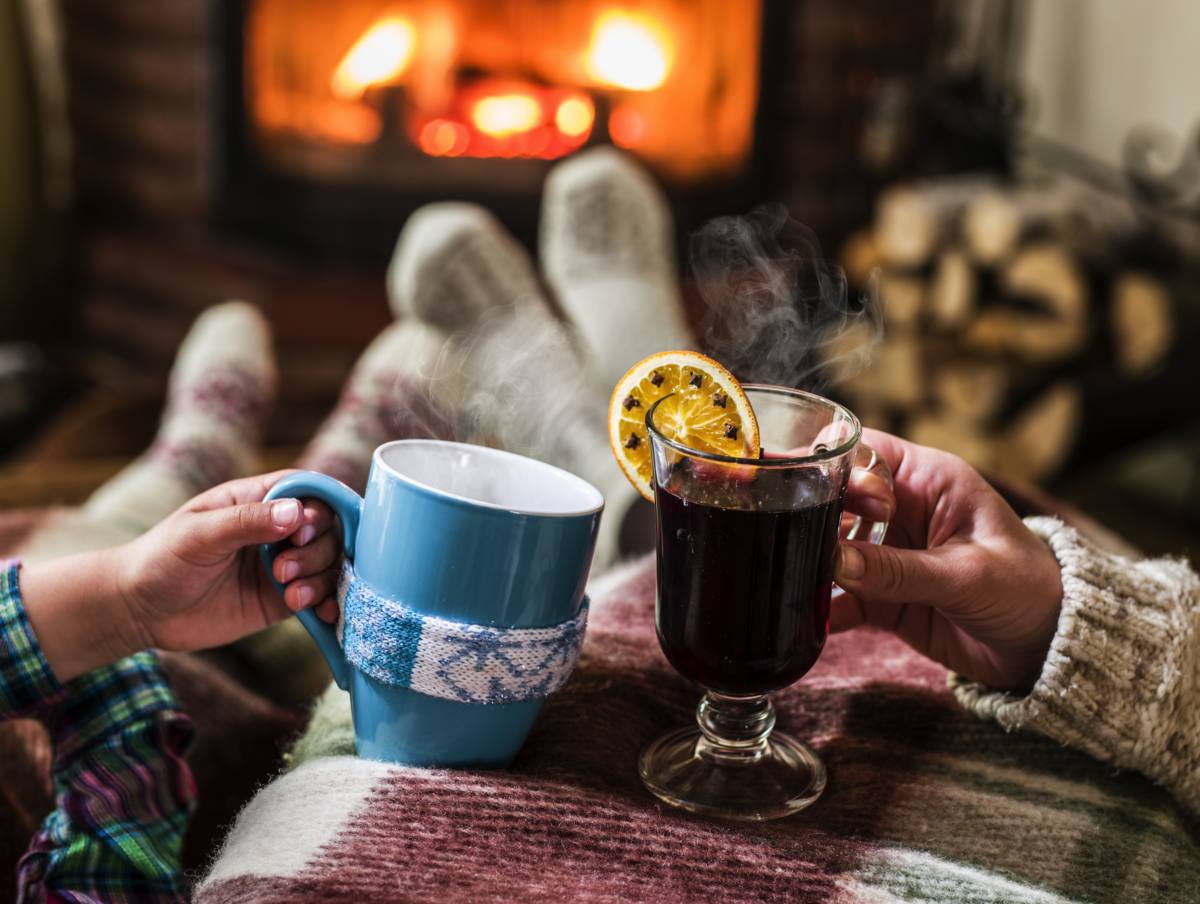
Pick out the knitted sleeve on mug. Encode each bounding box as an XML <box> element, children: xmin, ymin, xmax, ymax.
<box><xmin>951</xmin><ymin>516</ymin><xmax>1200</xmax><ymax>818</ymax></box>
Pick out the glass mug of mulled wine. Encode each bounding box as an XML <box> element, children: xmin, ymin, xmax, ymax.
<box><xmin>640</xmin><ymin>385</ymin><xmax>892</xmax><ymax>820</ymax></box>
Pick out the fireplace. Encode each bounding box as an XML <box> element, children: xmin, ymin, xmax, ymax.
<box><xmin>59</xmin><ymin>0</ymin><xmax>944</xmax><ymax>440</ymax></box>
<box><xmin>218</xmin><ymin>0</ymin><xmax>774</xmax><ymax>260</ymax></box>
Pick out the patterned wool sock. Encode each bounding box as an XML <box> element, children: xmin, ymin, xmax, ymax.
<box><xmin>294</xmin><ymin>320</ymin><xmax>462</xmax><ymax>495</ymax></box>
<box><xmin>20</xmin><ymin>302</ymin><xmax>276</xmax><ymax>563</ymax></box>
<box><xmin>540</xmin><ymin>146</ymin><xmax>695</xmax><ymax>394</ymax></box>
<box><xmin>388</xmin><ymin>203</ymin><xmax>638</xmax><ymax>572</ymax></box>
<box><xmin>387</xmin><ymin>201</ymin><xmax>548</xmax><ymax>331</ymax></box>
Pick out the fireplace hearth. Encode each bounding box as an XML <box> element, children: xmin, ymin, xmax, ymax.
<box><xmin>58</xmin><ymin>0</ymin><xmax>944</xmax><ymax>434</ymax></box>
<box><xmin>218</xmin><ymin>0</ymin><xmax>776</xmax><ymax>261</ymax></box>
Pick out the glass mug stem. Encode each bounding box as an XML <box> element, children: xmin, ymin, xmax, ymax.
<box><xmin>696</xmin><ymin>692</ymin><xmax>775</xmax><ymax>767</ymax></box>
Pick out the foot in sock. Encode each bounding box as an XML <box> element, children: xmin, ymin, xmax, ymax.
<box><xmin>541</xmin><ymin>146</ymin><xmax>695</xmax><ymax>394</ymax></box>
<box><xmin>388</xmin><ymin>201</ymin><xmax>549</xmax><ymax>332</ymax></box>
<box><xmin>294</xmin><ymin>320</ymin><xmax>462</xmax><ymax>495</ymax></box>
<box><xmin>19</xmin><ymin>302</ymin><xmax>276</xmax><ymax>563</ymax></box>
<box><xmin>388</xmin><ymin>202</ymin><xmax>639</xmax><ymax>572</ymax></box>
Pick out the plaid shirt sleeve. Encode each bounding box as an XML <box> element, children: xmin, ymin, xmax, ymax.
<box><xmin>0</xmin><ymin>559</ymin><xmax>197</xmax><ymax>904</ymax></box>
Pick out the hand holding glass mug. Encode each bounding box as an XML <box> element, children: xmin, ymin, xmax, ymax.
<box><xmin>831</xmin><ymin>429</ymin><xmax>1065</xmax><ymax>691</ymax></box>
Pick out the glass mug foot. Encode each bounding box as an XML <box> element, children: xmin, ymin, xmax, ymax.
<box><xmin>638</xmin><ymin>693</ymin><xmax>826</xmax><ymax>821</ymax></box>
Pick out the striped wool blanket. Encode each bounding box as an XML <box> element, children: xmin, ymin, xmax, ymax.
<box><xmin>196</xmin><ymin>554</ymin><xmax>1199</xmax><ymax>904</ymax></box>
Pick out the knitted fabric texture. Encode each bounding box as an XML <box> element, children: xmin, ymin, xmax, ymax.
<box><xmin>337</xmin><ymin>564</ymin><xmax>589</xmax><ymax>705</ymax></box>
<box><xmin>197</xmin><ymin>553</ymin><xmax>1200</xmax><ymax>904</ymax></box>
<box><xmin>952</xmin><ymin>515</ymin><xmax>1200</xmax><ymax>817</ymax></box>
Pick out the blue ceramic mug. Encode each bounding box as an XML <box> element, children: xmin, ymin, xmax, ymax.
<box><xmin>260</xmin><ymin>439</ymin><xmax>603</xmax><ymax>768</ymax></box>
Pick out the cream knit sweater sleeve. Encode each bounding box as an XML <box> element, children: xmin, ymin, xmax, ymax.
<box><xmin>951</xmin><ymin>516</ymin><xmax>1200</xmax><ymax>816</ymax></box>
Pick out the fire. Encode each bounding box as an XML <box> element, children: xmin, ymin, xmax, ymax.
<box><xmin>555</xmin><ymin>97</ymin><xmax>594</xmax><ymax>137</ymax></box>
<box><xmin>419</xmin><ymin>119</ymin><xmax>470</xmax><ymax>156</ymax></box>
<box><xmin>331</xmin><ymin>15</ymin><xmax>417</xmax><ymax>99</ymax></box>
<box><xmin>416</xmin><ymin>82</ymin><xmax>592</xmax><ymax>159</ymax></box>
<box><xmin>250</xmin><ymin>0</ymin><xmax>761</xmax><ymax>179</ymax></box>
<box><xmin>609</xmin><ymin>105</ymin><xmax>646</xmax><ymax>148</ymax></box>
<box><xmin>472</xmin><ymin>94</ymin><xmax>543</xmax><ymax>137</ymax></box>
<box><xmin>585</xmin><ymin>12</ymin><xmax>671</xmax><ymax>91</ymax></box>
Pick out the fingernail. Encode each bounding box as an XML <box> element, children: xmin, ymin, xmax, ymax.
<box><xmin>294</xmin><ymin>584</ymin><xmax>313</xmax><ymax>609</ymax></box>
<box><xmin>835</xmin><ymin>543</ymin><xmax>866</xmax><ymax>582</ymax></box>
<box><xmin>298</xmin><ymin>524</ymin><xmax>316</xmax><ymax>546</ymax></box>
<box><xmin>279</xmin><ymin>559</ymin><xmax>299</xmax><ymax>583</ymax></box>
<box><xmin>272</xmin><ymin>499</ymin><xmax>300</xmax><ymax>528</ymax></box>
<box><xmin>858</xmin><ymin>497</ymin><xmax>892</xmax><ymax>522</ymax></box>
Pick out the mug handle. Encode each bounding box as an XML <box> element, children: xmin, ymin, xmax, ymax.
<box><xmin>260</xmin><ymin>471</ymin><xmax>364</xmax><ymax>691</ymax></box>
<box><xmin>831</xmin><ymin>443</ymin><xmax>894</xmax><ymax>599</ymax></box>
<box><xmin>843</xmin><ymin>442</ymin><xmax>893</xmax><ymax>546</ymax></box>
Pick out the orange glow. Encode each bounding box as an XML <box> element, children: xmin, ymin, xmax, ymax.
<box><xmin>472</xmin><ymin>94</ymin><xmax>543</xmax><ymax>137</ymax></box>
<box><xmin>555</xmin><ymin>96</ymin><xmax>594</xmax><ymax>137</ymax></box>
<box><xmin>419</xmin><ymin>119</ymin><xmax>470</xmax><ymax>155</ymax></box>
<box><xmin>585</xmin><ymin>12</ymin><xmax>671</xmax><ymax>91</ymax></box>
<box><xmin>248</xmin><ymin>0</ymin><xmax>762</xmax><ymax>181</ymax></box>
<box><xmin>331</xmin><ymin>15</ymin><xmax>417</xmax><ymax>99</ymax></box>
<box><xmin>609</xmin><ymin>105</ymin><xmax>646</xmax><ymax>148</ymax></box>
<box><xmin>412</xmin><ymin>79</ymin><xmax>592</xmax><ymax>159</ymax></box>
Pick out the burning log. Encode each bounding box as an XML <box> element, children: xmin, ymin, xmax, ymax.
<box><xmin>1110</xmin><ymin>272</ymin><xmax>1173</xmax><ymax>377</ymax></box>
<box><xmin>874</xmin><ymin>174</ymin><xmax>997</xmax><ymax>270</ymax></box>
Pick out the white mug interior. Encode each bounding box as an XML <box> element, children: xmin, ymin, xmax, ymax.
<box><xmin>377</xmin><ymin>440</ymin><xmax>605</xmax><ymax>516</ymax></box>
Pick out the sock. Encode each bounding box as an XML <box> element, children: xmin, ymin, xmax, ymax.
<box><xmin>19</xmin><ymin>301</ymin><xmax>276</xmax><ymax>563</ymax></box>
<box><xmin>387</xmin><ymin>201</ymin><xmax>547</xmax><ymax>330</ymax></box>
<box><xmin>389</xmin><ymin>203</ymin><xmax>638</xmax><ymax>572</ymax></box>
<box><xmin>294</xmin><ymin>320</ymin><xmax>462</xmax><ymax>495</ymax></box>
<box><xmin>540</xmin><ymin>146</ymin><xmax>695</xmax><ymax>394</ymax></box>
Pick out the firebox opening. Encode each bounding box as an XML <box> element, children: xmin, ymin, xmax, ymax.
<box><xmin>246</xmin><ymin>0</ymin><xmax>761</xmax><ymax>188</ymax></box>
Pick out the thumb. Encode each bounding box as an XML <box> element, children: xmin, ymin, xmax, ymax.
<box><xmin>180</xmin><ymin>498</ymin><xmax>304</xmax><ymax>561</ymax></box>
<box><xmin>833</xmin><ymin>539</ymin><xmax>967</xmax><ymax>607</ymax></box>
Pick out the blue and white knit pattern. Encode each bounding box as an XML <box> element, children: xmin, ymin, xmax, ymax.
<box><xmin>336</xmin><ymin>565</ymin><xmax>588</xmax><ymax>705</ymax></box>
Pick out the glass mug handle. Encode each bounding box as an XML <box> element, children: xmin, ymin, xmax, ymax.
<box><xmin>844</xmin><ymin>442</ymin><xmax>893</xmax><ymax>547</ymax></box>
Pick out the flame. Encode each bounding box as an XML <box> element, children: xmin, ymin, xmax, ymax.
<box><xmin>609</xmin><ymin>105</ymin><xmax>646</xmax><ymax>147</ymax></box>
<box><xmin>555</xmin><ymin>96</ymin><xmax>594</xmax><ymax>137</ymax></box>
<box><xmin>419</xmin><ymin>119</ymin><xmax>470</xmax><ymax>156</ymax></box>
<box><xmin>331</xmin><ymin>16</ymin><xmax>417</xmax><ymax>100</ymax></box>
<box><xmin>471</xmin><ymin>93</ymin><xmax>544</xmax><ymax>137</ymax></box>
<box><xmin>585</xmin><ymin>12</ymin><xmax>671</xmax><ymax>91</ymax></box>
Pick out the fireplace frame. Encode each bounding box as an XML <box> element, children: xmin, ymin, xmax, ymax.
<box><xmin>213</xmin><ymin>0</ymin><xmax>790</xmax><ymax>263</ymax></box>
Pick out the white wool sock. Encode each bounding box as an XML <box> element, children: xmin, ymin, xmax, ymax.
<box><xmin>389</xmin><ymin>204</ymin><xmax>636</xmax><ymax>571</ymax></box>
<box><xmin>19</xmin><ymin>301</ymin><xmax>276</xmax><ymax>563</ymax></box>
<box><xmin>541</xmin><ymin>146</ymin><xmax>695</xmax><ymax>394</ymax></box>
<box><xmin>387</xmin><ymin>201</ymin><xmax>547</xmax><ymax>330</ymax></box>
<box><xmin>295</xmin><ymin>320</ymin><xmax>462</xmax><ymax>494</ymax></box>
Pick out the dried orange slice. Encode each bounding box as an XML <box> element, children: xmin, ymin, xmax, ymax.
<box><xmin>609</xmin><ymin>351</ymin><xmax>760</xmax><ymax>501</ymax></box>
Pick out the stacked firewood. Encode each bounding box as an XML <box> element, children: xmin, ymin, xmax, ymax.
<box><xmin>832</xmin><ymin>175</ymin><xmax>1177</xmax><ymax>483</ymax></box>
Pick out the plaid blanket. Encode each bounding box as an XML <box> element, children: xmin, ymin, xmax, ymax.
<box><xmin>196</xmin><ymin>554</ymin><xmax>1200</xmax><ymax>904</ymax></box>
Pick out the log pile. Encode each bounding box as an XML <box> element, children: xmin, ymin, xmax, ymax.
<box><xmin>833</xmin><ymin>175</ymin><xmax>1179</xmax><ymax>483</ymax></box>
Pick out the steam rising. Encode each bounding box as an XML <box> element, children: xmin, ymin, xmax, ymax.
<box><xmin>689</xmin><ymin>204</ymin><xmax>882</xmax><ymax>392</ymax></box>
<box><xmin>455</xmin><ymin>303</ymin><xmax>611</xmax><ymax>480</ymax></box>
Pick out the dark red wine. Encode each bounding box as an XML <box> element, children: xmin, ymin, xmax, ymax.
<box><xmin>655</xmin><ymin>484</ymin><xmax>842</xmax><ymax>696</ymax></box>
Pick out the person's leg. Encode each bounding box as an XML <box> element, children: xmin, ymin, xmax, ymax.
<box><xmin>388</xmin><ymin>203</ymin><xmax>638</xmax><ymax>571</ymax></box>
<box><xmin>19</xmin><ymin>302</ymin><xmax>276</xmax><ymax>564</ymax></box>
<box><xmin>294</xmin><ymin>320</ymin><xmax>461</xmax><ymax>495</ymax></box>
<box><xmin>540</xmin><ymin>146</ymin><xmax>695</xmax><ymax>395</ymax></box>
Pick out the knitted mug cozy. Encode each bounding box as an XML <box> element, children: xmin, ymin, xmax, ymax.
<box><xmin>337</xmin><ymin>564</ymin><xmax>589</xmax><ymax>705</ymax></box>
